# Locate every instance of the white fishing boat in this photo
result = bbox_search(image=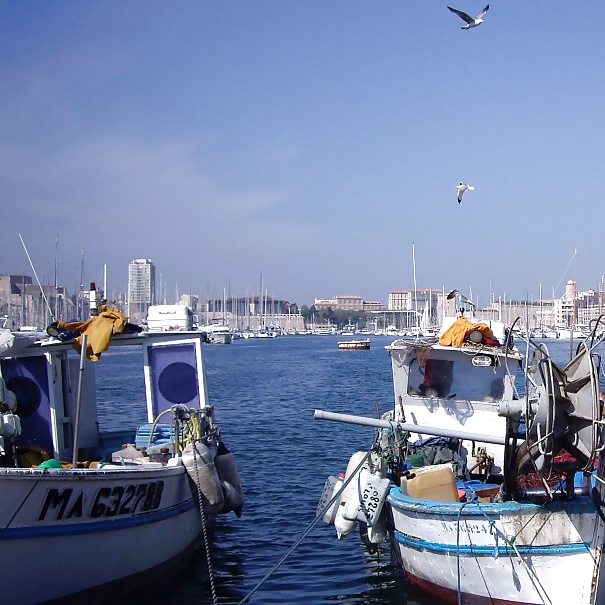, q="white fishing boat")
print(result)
[315,290,605,605]
[0,307,244,605]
